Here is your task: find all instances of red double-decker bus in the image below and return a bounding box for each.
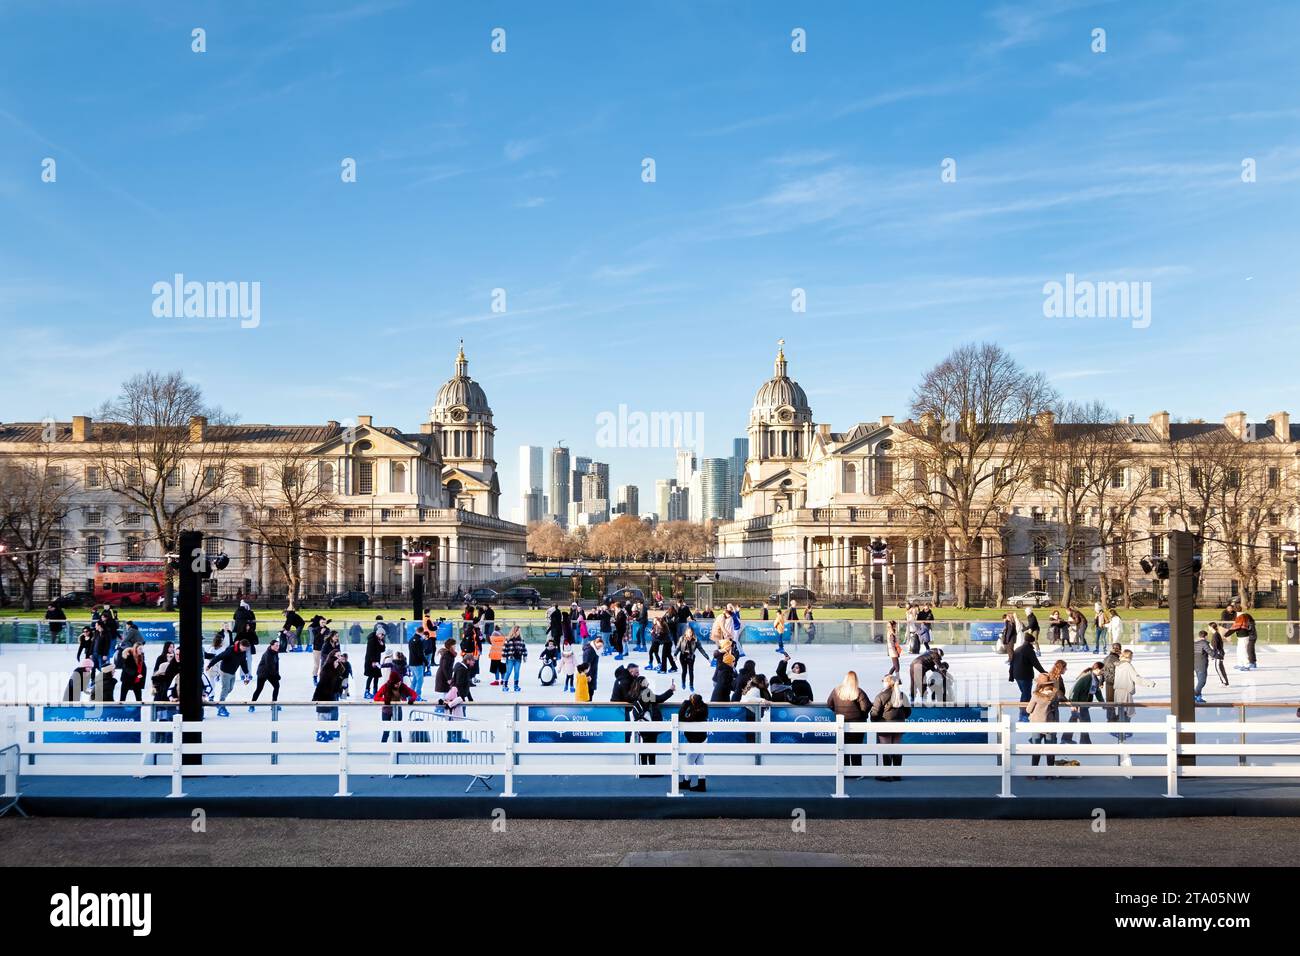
[93,561,169,607]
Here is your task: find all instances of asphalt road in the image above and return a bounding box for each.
[2,816,1297,866]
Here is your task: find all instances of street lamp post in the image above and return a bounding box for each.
[1283,542,1299,644]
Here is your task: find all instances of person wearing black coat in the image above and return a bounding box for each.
[870,675,912,780]
[75,626,95,661]
[678,695,710,791]
[234,601,256,632]
[1010,636,1047,718]
[582,637,602,694]
[117,644,148,701]
[45,603,67,642]
[282,609,305,650]
[364,626,386,698]
[252,636,281,704]
[731,659,757,702]
[434,640,456,694]
[547,604,564,642]
[772,656,814,705]
[629,676,675,768]
[711,656,737,702]
[452,654,475,702]
[908,648,943,703]
[826,674,871,768]
[312,651,344,741]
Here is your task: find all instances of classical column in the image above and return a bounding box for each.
[362,537,374,592]
[446,536,458,592]
[943,538,954,595]
[372,536,385,596]
[401,541,412,595]
[906,538,916,596]
[257,542,267,595]
[298,540,308,600]
[916,538,928,594]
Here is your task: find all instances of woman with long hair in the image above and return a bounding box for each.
[870,673,912,781]
[827,671,871,770]
[1207,622,1230,686]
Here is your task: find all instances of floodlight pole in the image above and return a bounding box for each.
[178,529,204,766]
[1284,544,1298,644]
[1167,529,1195,765]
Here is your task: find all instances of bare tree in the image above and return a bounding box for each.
[1212,444,1288,608]
[0,447,79,610]
[235,448,338,610]
[894,343,1058,607]
[92,372,236,608]
[1158,427,1243,598]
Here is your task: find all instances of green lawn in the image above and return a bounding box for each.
[22,604,1288,625]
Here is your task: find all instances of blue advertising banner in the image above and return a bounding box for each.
[741,623,781,644]
[1138,621,1170,642]
[704,704,755,743]
[678,619,713,641]
[43,706,142,744]
[132,621,176,643]
[900,706,989,744]
[968,621,1003,643]
[770,705,836,743]
[527,705,628,744]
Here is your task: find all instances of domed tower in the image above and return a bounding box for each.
[430,342,500,515]
[742,341,815,515]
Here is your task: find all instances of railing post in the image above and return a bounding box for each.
[999,713,1015,798]
[1238,704,1247,768]
[833,714,846,798]
[270,702,279,767]
[335,710,351,797]
[168,712,185,798]
[669,714,681,797]
[1165,713,1181,798]
[502,717,516,797]
[2,710,18,798]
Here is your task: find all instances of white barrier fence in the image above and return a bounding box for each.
[3,702,1300,802]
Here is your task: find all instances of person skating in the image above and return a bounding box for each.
[1226,607,1258,670]
[1061,662,1104,745]
[1009,635,1046,719]
[1111,649,1156,768]
[711,653,737,702]
[582,636,603,696]
[909,647,944,704]
[209,638,252,716]
[886,620,902,677]
[117,643,147,702]
[250,635,281,710]
[675,623,709,692]
[1193,630,1212,703]
[560,637,576,692]
[501,625,527,692]
[1207,622,1230,687]
[772,653,813,704]
[1025,680,1059,778]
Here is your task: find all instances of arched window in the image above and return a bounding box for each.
[843,462,857,493]
[319,462,334,491]
[392,462,407,494]
[445,479,462,506]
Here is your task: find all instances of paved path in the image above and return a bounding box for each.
[3,816,1298,866]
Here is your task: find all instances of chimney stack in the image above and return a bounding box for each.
[188,415,207,443]
[1149,411,1170,441]
[71,416,91,442]
[880,415,894,426]
[1223,411,1248,440]
[1267,411,1290,441]
[358,415,373,427]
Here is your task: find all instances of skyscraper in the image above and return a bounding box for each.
[730,436,749,511]
[675,449,696,487]
[655,478,675,520]
[549,445,571,527]
[518,445,545,523]
[615,484,639,517]
[667,486,689,521]
[701,458,733,521]
[571,455,591,507]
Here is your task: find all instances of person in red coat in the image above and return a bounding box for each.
[376,672,417,743]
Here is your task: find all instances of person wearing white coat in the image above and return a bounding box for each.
[1111,650,1156,766]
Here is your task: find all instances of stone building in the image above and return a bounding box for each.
[0,346,524,602]
[718,345,1299,605]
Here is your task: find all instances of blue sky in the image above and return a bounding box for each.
[2,0,1299,514]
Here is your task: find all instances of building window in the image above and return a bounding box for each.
[166,468,180,488]
[392,462,407,494]
[205,511,221,525]
[319,462,334,491]
[203,467,218,488]
[1032,468,1046,490]
[357,461,373,495]
[842,462,857,494]
[1110,468,1124,489]
[1149,467,1163,489]
[1070,466,1085,489]
[1152,537,1166,558]
[1032,510,1046,525]
[1267,467,1280,490]
[124,511,142,526]
[125,537,143,560]
[242,466,259,488]
[205,538,222,558]
[1189,467,1202,490]
[126,466,141,486]
[1269,537,1281,565]
[877,460,893,492]
[85,466,102,488]
[85,509,102,526]
[85,536,101,565]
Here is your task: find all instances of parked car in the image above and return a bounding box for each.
[1006,591,1052,608]
[468,587,499,605]
[52,591,94,608]
[770,586,816,606]
[603,586,646,605]
[904,591,956,607]
[499,586,542,608]
[328,590,372,608]
[1128,590,1167,608]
